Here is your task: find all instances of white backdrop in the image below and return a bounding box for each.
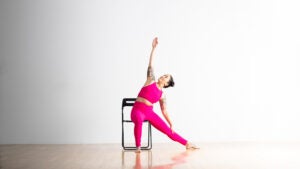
[0,0,300,144]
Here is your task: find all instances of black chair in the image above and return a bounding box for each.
[122,98,152,150]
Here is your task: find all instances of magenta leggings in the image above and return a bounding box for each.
[131,102,188,147]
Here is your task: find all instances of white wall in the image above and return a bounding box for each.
[0,0,300,144]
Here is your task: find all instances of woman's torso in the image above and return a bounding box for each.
[136,82,162,106]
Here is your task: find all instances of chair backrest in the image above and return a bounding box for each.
[122,98,136,121]
[122,98,136,109]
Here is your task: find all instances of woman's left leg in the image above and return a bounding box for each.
[146,111,188,146]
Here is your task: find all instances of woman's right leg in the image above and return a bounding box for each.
[131,107,146,148]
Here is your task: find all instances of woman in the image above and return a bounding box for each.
[131,37,198,153]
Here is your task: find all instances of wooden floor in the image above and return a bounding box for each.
[1,142,300,169]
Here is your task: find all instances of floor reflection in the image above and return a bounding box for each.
[122,150,192,169]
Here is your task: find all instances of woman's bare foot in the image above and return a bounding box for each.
[135,147,141,153]
[186,142,200,150]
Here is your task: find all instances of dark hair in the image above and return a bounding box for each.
[164,75,175,88]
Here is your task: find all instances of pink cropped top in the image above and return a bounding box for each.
[137,82,162,104]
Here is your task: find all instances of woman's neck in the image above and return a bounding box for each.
[156,82,164,90]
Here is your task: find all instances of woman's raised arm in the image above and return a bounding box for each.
[145,37,158,85]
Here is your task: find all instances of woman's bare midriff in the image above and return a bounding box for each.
[136,97,153,106]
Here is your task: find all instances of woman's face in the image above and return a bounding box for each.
[158,74,171,86]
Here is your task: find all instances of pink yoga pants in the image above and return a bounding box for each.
[131,102,187,147]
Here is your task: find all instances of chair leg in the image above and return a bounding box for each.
[122,121,152,150]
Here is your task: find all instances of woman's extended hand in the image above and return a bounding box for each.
[152,37,158,48]
[170,125,174,134]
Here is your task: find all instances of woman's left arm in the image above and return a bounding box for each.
[159,95,174,133]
